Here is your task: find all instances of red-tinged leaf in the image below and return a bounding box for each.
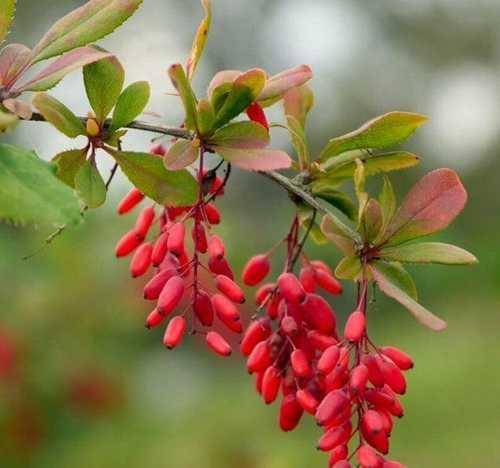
[0,0,16,46]
[164,140,199,171]
[2,98,31,119]
[283,84,314,128]
[381,168,468,247]
[320,213,360,254]
[14,47,111,92]
[186,0,211,81]
[370,264,446,331]
[206,121,269,150]
[207,69,241,100]
[258,64,312,102]
[0,43,31,88]
[30,0,143,63]
[214,147,291,171]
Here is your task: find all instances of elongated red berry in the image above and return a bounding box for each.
[344,310,366,342]
[308,330,338,351]
[302,294,337,335]
[315,390,349,426]
[318,345,340,375]
[193,291,214,326]
[242,254,271,286]
[317,423,351,452]
[151,232,169,266]
[376,408,393,436]
[280,316,298,336]
[144,268,177,300]
[192,223,207,253]
[378,358,407,395]
[208,234,225,260]
[362,354,385,388]
[350,363,369,394]
[278,272,306,304]
[163,316,186,349]
[211,293,240,322]
[145,309,165,329]
[208,256,234,279]
[255,283,276,306]
[117,188,144,215]
[381,346,414,370]
[204,203,221,224]
[246,101,269,130]
[357,445,383,468]
[299,266,316,293]
[115,230,142,257]
[247,340,271,373]
[291,349,310,378]
[315,269,343,295]
[279,394,303,432]
[167,222,185,257]
[365,429,389,455]
[329,445,349,466]
[262,366,281,404]
[383,461,406,468]
[135,206,155,238]
[240,318,272,356]
[361,409,385,437]
[157,276,185,316]
[130,242,153,277]
[150,143,166,155]
[206,331,232,356]
[296,389,319,414]
[215,275,245,304]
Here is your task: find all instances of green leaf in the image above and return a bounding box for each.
[381,168,468,247]
[31,0,143,63]
[32,93,86,138]
[164,140,199,171]
[0,108,18,132]
[370,262,446,331]
[206,121,269,149]
[168,63,198,131]
[186,0,211,81]
[320,151,420,182]
[258,65,313,103]
[84,54,124,123]
[362,198,383,243]
[335,256,362,280]
[320,213,360,256]
[196,99,215,136]
[0,0,16,46]
[379,242,478,265]
[283,84,314,128]
[354,159,368,223]
[378,175,396,238]
[110,80,150,131]
[214,147,291,171]
[0,143,81,226]
[280,115,309,169]
[14,46,112,93]
[371,260,417,300]
[108,150,198,206]
[213,68,266,128]
[52,149,87,188]
[74,159,106,208]
[310,184,356,220]
[319,111,428,162]
[0,43,31,87]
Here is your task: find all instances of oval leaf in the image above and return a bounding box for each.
[214,146,291,171]
[258,64,313,102]
[381,168,468,247]
[320,214,359,255]
[74,159,107,208]
[335,256,362,280]
[110,80,150,131]
[371,260,417,300]
[52,149,87,188]
[206,121,269,149]
[168,63,198,131]
[0,43,31,87]
[0,0,16,46]
[164,140,199,171]
[379,242,477,265]
[186,0,211,81]
[319,111,427,162]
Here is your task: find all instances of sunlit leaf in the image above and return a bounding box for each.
[319,111,427,162]
[0,143,81,226]
[258,64,312,103]
[74,159,106,208]
[164,140,199,171]
[207,69,240,101]
[196,99,215,136]
[280,115,309,169]
[379,242,478,265]
[84,53,124,122]
[108,150,198,206]
[14,46,112,93]
[110,80,150,131]
[168,63,198,131]
[32,93,86,138]
[206,121,269,149]
[335,256,362,280]
[31,0,143,63]
[186,0,211,81]
[381,168,468,247]
[283,84,314,128]
[0,0,16,46]
[0,43,31,87]
[214,146,291,171]
[52,149,87,188]
[370,262,446,331]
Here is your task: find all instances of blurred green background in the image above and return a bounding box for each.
[2,1,500,467]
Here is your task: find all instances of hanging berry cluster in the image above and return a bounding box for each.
[114,144,243,356]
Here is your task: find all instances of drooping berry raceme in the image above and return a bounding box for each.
[115,145,243,357]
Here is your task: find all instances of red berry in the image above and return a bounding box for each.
[247,340,271,373]
[329,445,349,466]
[207,234,225,260]
[208,255,234,280]
[318,345,340,375]
[362,354,385,388]
[278,272,306,304]
[157,276,185,316]
[279,394,303,432]
[117,188,144,215]
[245,101,269,130]
[255,283,275,306]
[240,318,272,356]
[215,275,245,304]
[115,230,142,257]
[167,222,185,257]
[150,143,166,155]
[383,461,406,468]
[206,331,232,357]
[317,423,351,452]
[307,330,338,351]
[151,232,169,266]
[145,309,165,329]
[344,310,366,342]
[163,316,187,349]
[242,254,271,286]
[129,242,153,277]
[361,409,385,437]
[378,358,407,395]
[144,268,177,300]
[365,429,389,455]
[315,269,342,295]
[380,346,414,371]
[291,349,310,378]
[204,203,221,224]
[280,316,298,336]
[193,291,214,326]
[302,294,337,335]
[315,390,349,426]
[357,445,383,468]
[211,293,240,322]
[296,389,319,414]
[299,266,316,293]
[332,462,351,468]
[262,366,281,404]
[350,363,369,394]
[135,206,155,238]
[192,223,207,253]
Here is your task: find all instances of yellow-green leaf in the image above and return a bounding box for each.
[335,256,362,280]
[74,159,106,208]
[0,0,16,46]
[164,140,199,171]
[52,149,87,188]
[206,121,269,149]
[186,0,211,81]
[168,63,198,131]
[379,242,478,265]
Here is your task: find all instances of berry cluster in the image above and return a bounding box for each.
[114,145,244,356]
[240,217,411,467]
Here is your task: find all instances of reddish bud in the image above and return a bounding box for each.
[117,188,144,215]
[135,206,155,238]
[129,242,153,277]
[215,275,245,304]
[207,234,225,260]
[151,232,169,266]
[157,276,185,316]
[278,272,306,304]
[262,366,281,404]
[206,331,232,357]
[344,310,366,342]
[381,346,414,371]
[291,349,311,378]
[357,445,383,468]
[279,394,303,432]
[240,318,272,356]
[193,291,214,326]
[302,294,337,335]
[204,203,221,224]
[376,408,394,436]
[242,254,271,286]
[150,143,166,155]
[296,389,319,414]
[247,340,271,373]
[115,230,142,257]
[163,316,187,349]
[318,345,340,375]
[167,222,185,257]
